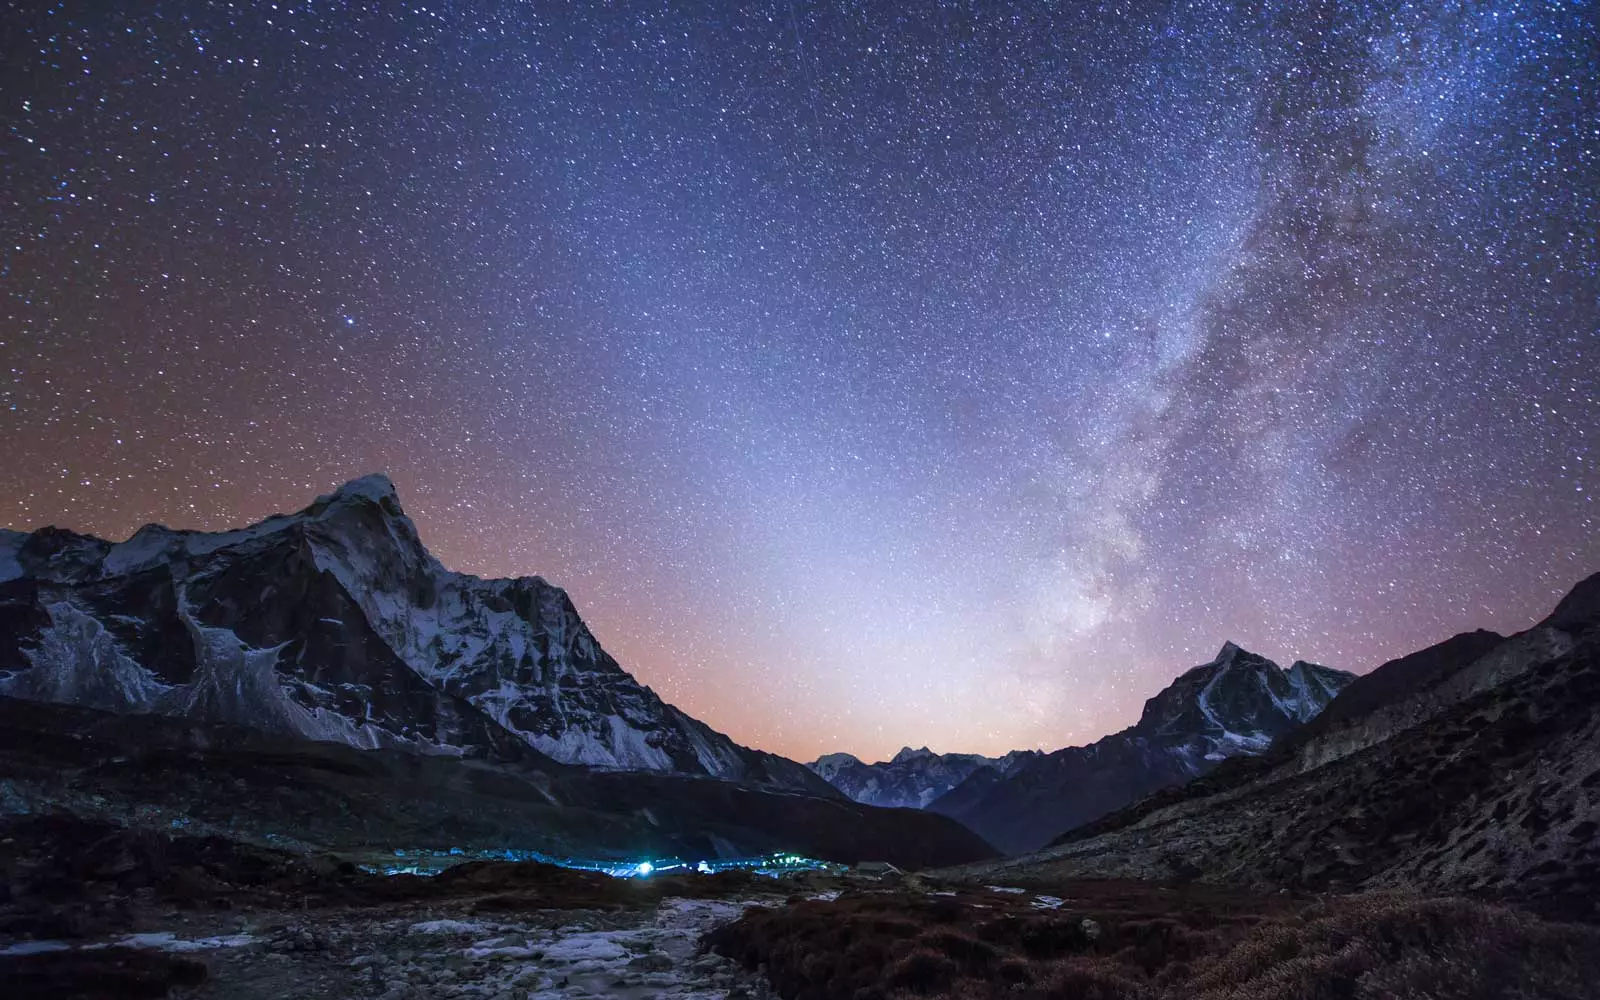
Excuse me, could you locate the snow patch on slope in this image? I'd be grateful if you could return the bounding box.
[163,609,392,751]
[0,601,173,711]
[1195,655,1270,749]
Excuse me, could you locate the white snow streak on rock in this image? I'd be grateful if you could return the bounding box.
[407,919,489,936]
[104,931,256,952]
[0,933,256,957]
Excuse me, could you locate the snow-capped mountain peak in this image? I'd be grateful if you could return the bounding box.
[806,642,1355,824]
[807,746,1041,810]
[321,472,402,506]
[923,643,1356,852]
[1133,641,1346,751]
[891,745,936,765]
[0,475,832,796]
[809,752,864,783]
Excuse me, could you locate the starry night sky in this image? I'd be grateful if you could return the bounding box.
[3,1,1596,762]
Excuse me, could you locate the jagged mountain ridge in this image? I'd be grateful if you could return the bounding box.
[0,475,831,795]
[951,572,1600,920]
[927,643,1354,853]
[806,746,1040,810]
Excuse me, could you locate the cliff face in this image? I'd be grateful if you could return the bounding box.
[0,475,830,795]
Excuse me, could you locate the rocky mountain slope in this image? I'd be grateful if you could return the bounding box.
[950,573,1600,920]
[0,475,828,795]
[0,695,995,871]
[928,644,1353,853]
[807,746,1039,809]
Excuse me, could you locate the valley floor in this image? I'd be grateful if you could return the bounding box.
[6,812,1600,1000]
[0,812,798,999]
[8,894,783,1000]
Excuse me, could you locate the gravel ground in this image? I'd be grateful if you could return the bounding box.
[8,894,788,999]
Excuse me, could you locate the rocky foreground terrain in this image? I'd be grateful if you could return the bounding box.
[10,893,786,1000]
[708,878,1600,1000]
[7,813,1600,1000]
[0,811,798,999]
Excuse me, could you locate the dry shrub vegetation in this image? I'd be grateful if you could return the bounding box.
[704,882,1600,1000]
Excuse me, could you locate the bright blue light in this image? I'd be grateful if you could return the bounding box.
[636,861,653,876]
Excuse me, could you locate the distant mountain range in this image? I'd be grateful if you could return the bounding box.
[950,571,1600,920]
[811,644,1353,853]
[807,746,1039,810]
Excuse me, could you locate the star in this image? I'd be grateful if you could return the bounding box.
[0,0,1594,760]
